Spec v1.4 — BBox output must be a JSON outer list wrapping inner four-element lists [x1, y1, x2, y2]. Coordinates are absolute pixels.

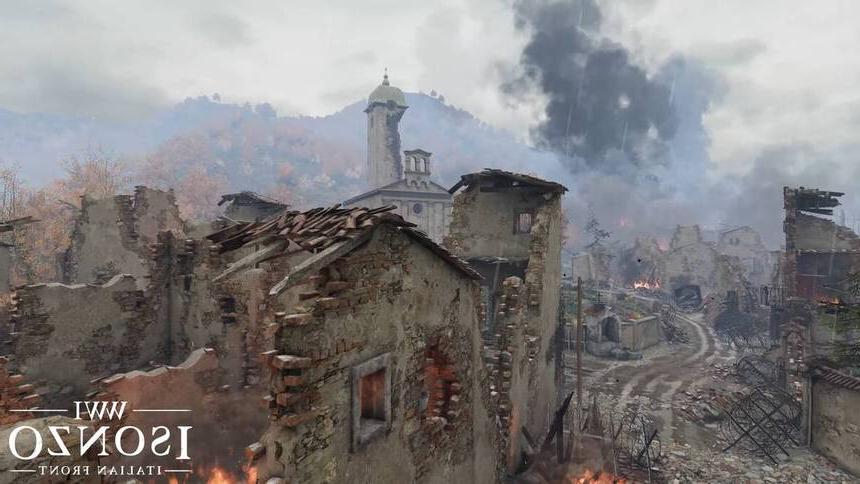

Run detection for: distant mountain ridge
[[0, 93, 559, 207]]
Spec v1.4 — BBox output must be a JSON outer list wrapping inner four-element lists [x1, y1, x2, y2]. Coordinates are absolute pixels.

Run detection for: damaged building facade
[[210, 170, 567, 483], [779, 186, 860, 475], [576, 223, 775, 313], [444, 169, 567, 472], [1, 186, 270, 476], [0, 168, 568, 482]]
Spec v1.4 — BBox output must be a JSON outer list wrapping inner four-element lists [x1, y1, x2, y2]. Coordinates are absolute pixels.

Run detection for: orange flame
[[818, 296, 842, 305], [161, 463, 256, 484], [567, 468, 627, 483], [633, 280, 660, 290]]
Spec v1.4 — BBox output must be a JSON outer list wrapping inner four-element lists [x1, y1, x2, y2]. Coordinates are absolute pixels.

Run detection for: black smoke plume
[[505, 0, 677, 172]]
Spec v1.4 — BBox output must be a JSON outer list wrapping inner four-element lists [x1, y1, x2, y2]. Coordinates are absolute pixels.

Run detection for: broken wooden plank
[[268, 231, 371, 296], [213, 240, 287, 282]]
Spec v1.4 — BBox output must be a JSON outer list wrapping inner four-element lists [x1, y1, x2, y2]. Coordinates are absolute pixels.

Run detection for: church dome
[[368, 72, 407, 107]]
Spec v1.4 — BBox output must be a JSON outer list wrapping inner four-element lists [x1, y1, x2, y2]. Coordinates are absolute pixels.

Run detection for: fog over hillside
[[0, 91, 559, 202]]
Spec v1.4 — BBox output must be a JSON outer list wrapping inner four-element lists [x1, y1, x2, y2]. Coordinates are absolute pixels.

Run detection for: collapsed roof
[[449, 169, 568, 194], [207, 204, 481, 295], [789, 187, 844, 216], [218, 191, 288, 208]]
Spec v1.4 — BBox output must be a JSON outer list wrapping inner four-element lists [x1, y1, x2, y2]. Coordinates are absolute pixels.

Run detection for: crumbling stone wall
[[92, 348, 266, 476], [63, 187, 185, 285], [445, 189, 544, 259], [0, 245, 11, 293], [795, 213, 860, 251], [250, 226, 497, 484], [716, 226, 774, 287], [8, 275, 167, 406], [0, 416, 99, 480], [0, 356, 40, 425], [519, 195, 563, 437], [446, 176, 565, 475], [811, 379, 860, 475], [658, 225, 749, 301]]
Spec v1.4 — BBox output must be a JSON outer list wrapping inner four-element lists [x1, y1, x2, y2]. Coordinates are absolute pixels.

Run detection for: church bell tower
[[365, 71, 408, 189]]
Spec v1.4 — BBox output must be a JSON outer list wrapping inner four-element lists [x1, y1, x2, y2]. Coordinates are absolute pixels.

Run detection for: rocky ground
[[563, 312, 859, 483]]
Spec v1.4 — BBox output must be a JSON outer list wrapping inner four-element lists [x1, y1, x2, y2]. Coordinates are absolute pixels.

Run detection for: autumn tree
[[0, 150, 131, 285], [0, 163, 23, 220], [175, 164, 228, 222], [57, 148, 131, 201]]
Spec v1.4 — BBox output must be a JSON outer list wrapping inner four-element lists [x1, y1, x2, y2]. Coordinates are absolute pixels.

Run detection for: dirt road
[[567, 311, 737, 446]]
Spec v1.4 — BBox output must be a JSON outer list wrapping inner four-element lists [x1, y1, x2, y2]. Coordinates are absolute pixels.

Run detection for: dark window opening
[[601, 317, 620, 343], [351, 353, 391, 450], [220, 297, 237, 324], [360, 369, 386, 422], [413, 203, 423, 214], [515, 211, 533, 234]]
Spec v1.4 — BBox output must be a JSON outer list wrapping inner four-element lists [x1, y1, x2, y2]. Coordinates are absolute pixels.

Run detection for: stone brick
[[273, 355, 312, 370]]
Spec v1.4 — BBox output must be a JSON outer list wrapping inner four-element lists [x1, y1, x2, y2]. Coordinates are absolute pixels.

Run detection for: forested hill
[[0, 92, 557, 208]]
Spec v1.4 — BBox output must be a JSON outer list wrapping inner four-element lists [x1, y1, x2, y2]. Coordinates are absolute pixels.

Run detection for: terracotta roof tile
[[207, 204, 481, 280], [449, 168, 568, 194]]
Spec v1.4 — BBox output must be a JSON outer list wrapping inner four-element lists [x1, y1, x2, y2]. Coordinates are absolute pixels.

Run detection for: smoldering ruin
[[1, 73, 860, 484]]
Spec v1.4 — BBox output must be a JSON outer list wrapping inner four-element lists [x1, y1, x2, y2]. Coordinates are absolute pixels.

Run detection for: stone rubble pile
[[661, 442, 857, 484]]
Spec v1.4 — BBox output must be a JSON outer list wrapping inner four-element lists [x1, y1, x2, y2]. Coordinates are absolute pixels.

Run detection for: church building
[[342, 73, 453, 242]]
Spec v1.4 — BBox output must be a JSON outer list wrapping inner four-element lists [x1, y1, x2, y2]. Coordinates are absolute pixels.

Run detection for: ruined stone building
[[779, 186, 860, 475], [343, 73, 453, 242], [580, 293, 662, 359], [579, 224, 761, 312], [0, 216, 36, 292], [445, 169, 567, 472], [716, 226, 772, 287], [1, 166, 568, 482], [207, 205, 505, 483], [2, 187, 269, 474], [204, 169, 568, 482], [783, 187, 860, 300], [62, 186, 186, 285], [219, 191, 289, 222]]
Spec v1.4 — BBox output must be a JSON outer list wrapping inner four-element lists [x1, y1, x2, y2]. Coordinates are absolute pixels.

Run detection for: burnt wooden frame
[[513, 208, 535, 235], [351, 352, 392, 451]]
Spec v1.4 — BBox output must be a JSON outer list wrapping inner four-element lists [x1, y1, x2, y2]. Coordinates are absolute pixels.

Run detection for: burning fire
[[633, 280, 660, 290], [818, 296, 842, 305], [164, 463, 257, 484], [567, 469, 627, 484]]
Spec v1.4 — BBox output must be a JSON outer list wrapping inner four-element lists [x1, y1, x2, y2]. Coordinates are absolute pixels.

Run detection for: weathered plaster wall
[[795, 213, 860, 251], [446, 188, 544, 259], [9, 275, 168, 407], [659, 226, 748, 300], [250, 226, 497, 484], [619, 316, 661, 351], [454, 190, 565, 475], [0, 245, 11, 293], [345, 193, 452, 243], [670, 225, 703, 249], [716, 227, 773, 287], [93, 348, 266, 475], [63, 187, 185, 286], [811, 380, 860, 475], [519, 195, 564, 443]]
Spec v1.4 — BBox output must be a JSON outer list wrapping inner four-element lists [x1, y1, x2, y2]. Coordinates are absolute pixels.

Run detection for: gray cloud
[[192, 12, 253, 48], [14, 63, 170, 120]]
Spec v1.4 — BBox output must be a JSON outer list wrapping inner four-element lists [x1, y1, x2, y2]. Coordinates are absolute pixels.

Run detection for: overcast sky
[[1, 0, 858, 181]]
